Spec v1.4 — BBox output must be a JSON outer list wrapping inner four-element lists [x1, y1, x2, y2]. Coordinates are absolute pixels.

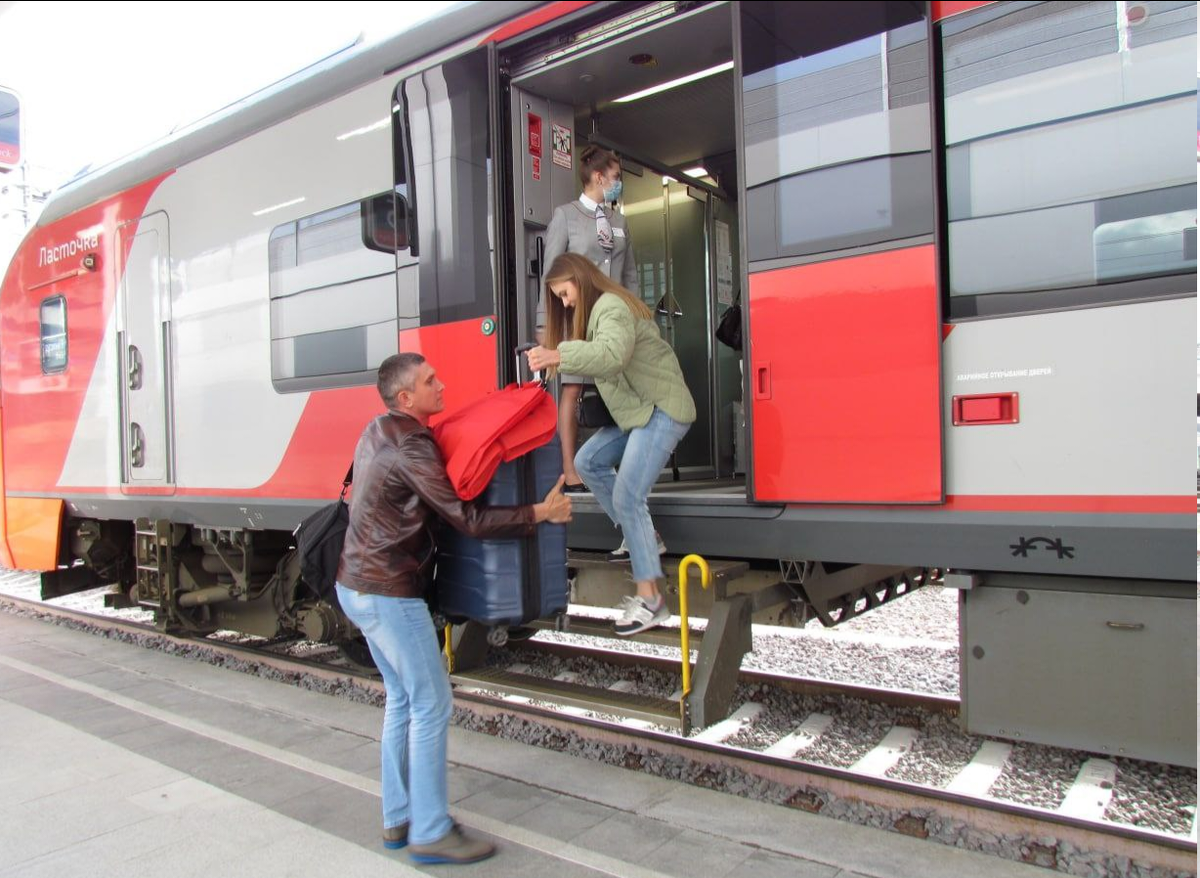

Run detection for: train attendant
[[526, 253, 696, 636], [335, 353, 572, 864], [539, 145, 638, 495]]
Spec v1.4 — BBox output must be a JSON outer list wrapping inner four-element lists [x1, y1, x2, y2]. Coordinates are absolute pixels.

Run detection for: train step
[[450, 666, 682, 729], [567, 550, 749, 581], [566, 551, 751, 605], [525, 613, 705, 648]]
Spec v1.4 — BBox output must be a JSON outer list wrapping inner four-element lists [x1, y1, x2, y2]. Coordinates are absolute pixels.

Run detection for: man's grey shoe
[[383, 822, 408, 850], [409, 824, 496, 865]]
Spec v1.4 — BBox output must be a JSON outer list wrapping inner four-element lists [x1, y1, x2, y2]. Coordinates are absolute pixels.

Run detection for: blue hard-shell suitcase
[[434, 430, 569, 626]]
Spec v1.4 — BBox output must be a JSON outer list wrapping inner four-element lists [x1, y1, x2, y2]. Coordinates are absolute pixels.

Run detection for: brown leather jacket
[[336, 412, 536, 598]]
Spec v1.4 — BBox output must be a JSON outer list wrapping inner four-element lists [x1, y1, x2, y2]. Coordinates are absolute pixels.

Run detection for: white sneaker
[[607, 532, 667, 562], [613, 595, 670, 636]]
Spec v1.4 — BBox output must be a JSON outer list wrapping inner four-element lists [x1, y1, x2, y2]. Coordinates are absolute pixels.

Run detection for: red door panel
[[251, 318, 499, 500], [749, 245, 942, 504]]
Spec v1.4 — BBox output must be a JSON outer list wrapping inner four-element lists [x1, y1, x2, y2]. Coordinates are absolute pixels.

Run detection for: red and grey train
[[0, 0, 1194, 764]]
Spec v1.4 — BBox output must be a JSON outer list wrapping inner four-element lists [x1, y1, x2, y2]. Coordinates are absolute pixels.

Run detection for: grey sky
[[0, 1, 459, 183]]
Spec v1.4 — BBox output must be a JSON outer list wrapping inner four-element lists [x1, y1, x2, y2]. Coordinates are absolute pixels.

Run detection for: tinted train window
[[268, 192, 416, 391], [740, 1, 932, 262], [39, 296, 67, 374], [942, 1, 1197, 316]]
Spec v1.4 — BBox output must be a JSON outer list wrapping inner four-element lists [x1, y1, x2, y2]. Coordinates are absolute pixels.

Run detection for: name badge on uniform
[[612, 228, 626, 238]]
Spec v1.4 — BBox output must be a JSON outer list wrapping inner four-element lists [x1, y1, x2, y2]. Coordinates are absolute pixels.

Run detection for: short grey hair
[[377, 353, 426, 404]]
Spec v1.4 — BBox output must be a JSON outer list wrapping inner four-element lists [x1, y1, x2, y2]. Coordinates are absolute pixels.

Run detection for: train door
[[116, 211, 174, 490], [505, 2, 740, 485], [391, 45, 508, 402], [736, 2, 944, 504]]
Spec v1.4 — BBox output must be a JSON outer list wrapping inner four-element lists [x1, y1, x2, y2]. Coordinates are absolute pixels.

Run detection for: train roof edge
[[37, 0, 549, 227]]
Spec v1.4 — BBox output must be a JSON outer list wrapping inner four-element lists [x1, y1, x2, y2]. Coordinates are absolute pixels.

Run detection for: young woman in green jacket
[[525, 253, 697, 636]]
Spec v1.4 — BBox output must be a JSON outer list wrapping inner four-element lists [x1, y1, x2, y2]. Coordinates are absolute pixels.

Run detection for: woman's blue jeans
[[334, 584, 453, 845], [574, 407, 691, 582]]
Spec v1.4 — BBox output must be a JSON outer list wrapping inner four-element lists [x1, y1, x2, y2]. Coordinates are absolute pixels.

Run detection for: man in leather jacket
[[336, 352, 571, 865]]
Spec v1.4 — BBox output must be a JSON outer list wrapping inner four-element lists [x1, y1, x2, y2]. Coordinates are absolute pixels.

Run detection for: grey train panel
[[518, 91, 552, 227], [45, 492, 1194, 583], [960, 578, 1196, 767], [570, 501, 1194, 583]]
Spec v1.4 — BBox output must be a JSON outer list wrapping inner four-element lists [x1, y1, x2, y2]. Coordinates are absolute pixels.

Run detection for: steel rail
[[515, 637, 960, 715]]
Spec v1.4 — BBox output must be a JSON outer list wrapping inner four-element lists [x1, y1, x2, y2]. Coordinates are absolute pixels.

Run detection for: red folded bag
[[433, 383, 558, 501]]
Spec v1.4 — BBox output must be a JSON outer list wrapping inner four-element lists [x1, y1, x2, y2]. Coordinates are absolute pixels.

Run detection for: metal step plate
[[451, 667, 682, 728], [527, 614, 704, 648], [567, 551, 750, 584]]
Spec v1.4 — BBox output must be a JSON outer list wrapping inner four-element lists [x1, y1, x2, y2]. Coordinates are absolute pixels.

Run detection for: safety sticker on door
[[552, 123, 572, 169], [529, 113, 543, 181], [528, 114, 542, 156]]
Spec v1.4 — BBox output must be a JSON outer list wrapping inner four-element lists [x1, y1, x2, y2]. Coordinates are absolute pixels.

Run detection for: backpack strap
[[340, 462, 354, 500]]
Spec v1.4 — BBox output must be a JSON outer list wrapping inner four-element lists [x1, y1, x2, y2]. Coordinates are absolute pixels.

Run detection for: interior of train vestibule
[[506, 2, 744, 489]]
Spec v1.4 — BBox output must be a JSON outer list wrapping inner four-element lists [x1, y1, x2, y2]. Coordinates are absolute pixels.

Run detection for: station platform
[[0, 611, 1049, 878]]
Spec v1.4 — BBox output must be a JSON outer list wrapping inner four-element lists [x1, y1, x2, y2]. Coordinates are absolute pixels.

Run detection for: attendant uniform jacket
[[557, 293, 696, 432], [537, 199, 638, 328]]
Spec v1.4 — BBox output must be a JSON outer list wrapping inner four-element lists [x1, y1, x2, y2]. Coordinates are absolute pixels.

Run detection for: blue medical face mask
[[602, 178, 623, 203]]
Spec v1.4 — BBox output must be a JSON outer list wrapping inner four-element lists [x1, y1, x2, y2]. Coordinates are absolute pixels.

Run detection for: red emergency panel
[[748, 245, 943, 504]]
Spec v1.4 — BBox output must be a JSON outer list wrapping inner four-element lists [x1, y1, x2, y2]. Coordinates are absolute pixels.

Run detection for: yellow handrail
[[677, 554, 711, 711], [444, 624, 455, 674]]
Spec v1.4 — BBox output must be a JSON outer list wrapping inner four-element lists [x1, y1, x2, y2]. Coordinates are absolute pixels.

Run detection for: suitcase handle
[[515, 343, 546, 388]]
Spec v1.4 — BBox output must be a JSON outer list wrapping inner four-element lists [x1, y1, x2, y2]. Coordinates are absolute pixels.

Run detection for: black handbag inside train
[[715, 301, 742, 351], [577, 387, 616, 428]]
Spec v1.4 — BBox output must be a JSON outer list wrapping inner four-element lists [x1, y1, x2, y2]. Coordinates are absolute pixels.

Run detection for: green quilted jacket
[[557, 293, 696, 431]]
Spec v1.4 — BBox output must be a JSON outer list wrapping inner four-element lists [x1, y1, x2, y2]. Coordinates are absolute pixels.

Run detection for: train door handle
[[127, 344, 143, 390], [129, 422, 145, 469], [530, 235, 545, 278], [753, 363, 772, 400]]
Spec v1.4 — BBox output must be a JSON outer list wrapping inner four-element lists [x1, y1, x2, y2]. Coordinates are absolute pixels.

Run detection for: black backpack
[[294, 464, 353, 605]]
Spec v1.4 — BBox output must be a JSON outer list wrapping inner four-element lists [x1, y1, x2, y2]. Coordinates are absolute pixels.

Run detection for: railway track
[[0, 581, 1194, 877]]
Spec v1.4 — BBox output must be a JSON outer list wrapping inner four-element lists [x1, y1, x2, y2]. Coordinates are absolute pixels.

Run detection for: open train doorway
[[504, 2, 744, 495]]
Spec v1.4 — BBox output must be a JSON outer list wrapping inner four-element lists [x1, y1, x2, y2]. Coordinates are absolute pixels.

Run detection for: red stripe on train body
[[0, 174, 171, 492]]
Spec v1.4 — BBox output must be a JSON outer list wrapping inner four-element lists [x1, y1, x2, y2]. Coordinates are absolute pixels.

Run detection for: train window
[[39, 296, 67, 374], [268, 192, 404, 391], [942, 0, 1198, 318], [739, 2, 932, 263]]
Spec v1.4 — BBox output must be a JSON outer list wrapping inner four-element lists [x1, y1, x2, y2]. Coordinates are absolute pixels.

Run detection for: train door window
[[942, 0, 1198, 318], [740, 1, 932, 264], [39, 295, 67, 374], [268, 192, 403, 392], [395, 48, 495, 325]]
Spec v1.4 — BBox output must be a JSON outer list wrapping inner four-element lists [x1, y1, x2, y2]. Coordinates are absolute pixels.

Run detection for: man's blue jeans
[[334, 584, 453, 845], [574, 407, 691, 582]]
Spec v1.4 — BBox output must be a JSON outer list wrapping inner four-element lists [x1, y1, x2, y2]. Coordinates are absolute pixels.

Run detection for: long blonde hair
[[542, 253, 652, 356]]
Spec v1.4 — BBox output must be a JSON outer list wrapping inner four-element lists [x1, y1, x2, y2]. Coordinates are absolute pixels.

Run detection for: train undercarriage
[[41, 506, 1195, 767]]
